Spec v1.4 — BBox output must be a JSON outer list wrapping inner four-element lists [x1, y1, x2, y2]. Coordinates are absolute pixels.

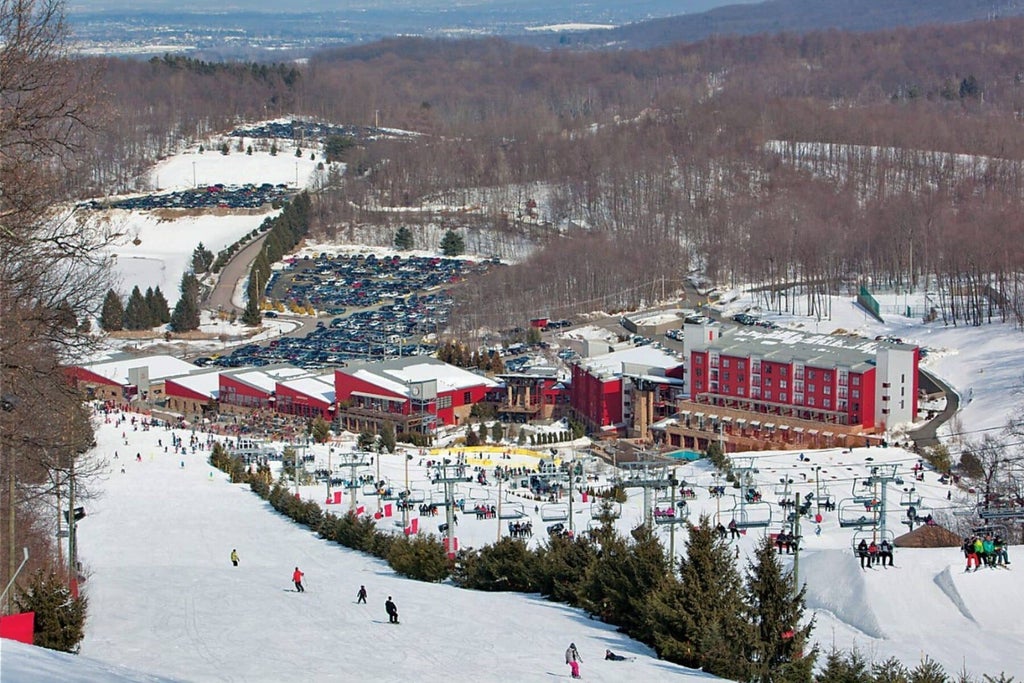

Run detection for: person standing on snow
[[565, 642, 582, 678], [230, 549, 239, 567], [385, 596, 399, 623], [357, 585, 367, 604], [292, 567, 305, 592]]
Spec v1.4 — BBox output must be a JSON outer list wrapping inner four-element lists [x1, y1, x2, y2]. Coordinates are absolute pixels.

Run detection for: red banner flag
[[356, 505, 365, 516], [384, 504, 393, 518], [0, 612, 35, 645], [333, 491, 343, 505], [410, 518, 419, 534]]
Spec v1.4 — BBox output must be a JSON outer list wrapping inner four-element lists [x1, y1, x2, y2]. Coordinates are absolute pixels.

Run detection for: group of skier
[[963, 533, 1011, 571], [856, 538, 895, 569]]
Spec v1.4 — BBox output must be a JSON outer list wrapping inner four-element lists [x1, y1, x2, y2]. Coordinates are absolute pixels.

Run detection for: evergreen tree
[[15, 569, 87, 653], [323, 134, 356, 163], [169, 273, 201, 332], [454, 537, 536, 591], [270, 142, 278, 156], [380, 421, 396, 453], [310, 417, 331, 444], [578, 524, 667, 641], [465, 425, 480, 447], [191, 242, 215, 273], [814, 648, 874, 683], [533, 531, 597, 605], [477, 422, 488, 444], [124, 285, 152, 330], [151, 286, 171, 324], [490, 421, 504, 443], [647, 514, 750, 678], [394, 226, 414, 250], [99, 289, 124, 331], [907, 656, 948, 683], [745, 536, 817, 683], [440, 229, 465, 256]]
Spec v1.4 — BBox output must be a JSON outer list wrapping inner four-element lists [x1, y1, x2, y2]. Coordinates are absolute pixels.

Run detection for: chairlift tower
[[337, 451, 372, 513], [863, 464, 899, 540], [615, 460, 675, 529], [431, 460, 472, 554], [732, 458, 759, 528]]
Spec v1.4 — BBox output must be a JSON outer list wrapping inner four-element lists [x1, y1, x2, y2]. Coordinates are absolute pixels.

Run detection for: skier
[[357, 585, 367, 604], [385, 596, 399, 623], [230, 549, 239, 567], [292, 566, 305, 592], [565, 642, 582, 678]]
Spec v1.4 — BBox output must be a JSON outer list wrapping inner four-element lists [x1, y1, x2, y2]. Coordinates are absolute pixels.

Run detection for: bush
[[387, 535, 452, 582], [454, 537, 536, 592], [15, 569, 87, 653]]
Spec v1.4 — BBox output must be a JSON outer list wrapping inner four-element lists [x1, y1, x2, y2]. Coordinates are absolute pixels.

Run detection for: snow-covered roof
[[165, 369, 221, 399], [711, 326, 909, 370], [226, 366, 310, 393], [78, 354, 198, 385], [581, 345, 682, 381], [279, 376, 335, 403]]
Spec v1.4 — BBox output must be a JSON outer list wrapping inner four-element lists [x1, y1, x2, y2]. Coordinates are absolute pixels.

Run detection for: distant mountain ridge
[[517, 0, 1024, 50]]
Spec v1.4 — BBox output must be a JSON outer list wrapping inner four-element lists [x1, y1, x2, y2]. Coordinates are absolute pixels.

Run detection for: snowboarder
[[292, 567, 305, 592], [565, 642, 582, 678], [605, 649, 627, 661], [230, 549, 239, 567], [385, 596, 399, 623], [357, 585, 367, 604]]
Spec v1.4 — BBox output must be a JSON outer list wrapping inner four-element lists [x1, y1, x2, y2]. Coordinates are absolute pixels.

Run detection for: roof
[[225, 367, 310, 393], [705, 326, 916, 372], [279, 376, 335, 403], [581, 345, 682, 381], [78, 354, 199, 385], [345, 356, 499, 397], [165, 369, 221, 399]]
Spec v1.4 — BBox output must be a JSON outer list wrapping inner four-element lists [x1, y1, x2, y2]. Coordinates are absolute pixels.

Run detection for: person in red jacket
[[292, 567, 305, 592]]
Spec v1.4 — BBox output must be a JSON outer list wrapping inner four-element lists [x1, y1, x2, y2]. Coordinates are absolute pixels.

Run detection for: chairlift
[[404, 489, 426, 504], [498, 502, 526, 520], [838, 498, 878, 528], [360, 482, 379, 496], [851, 528, 895, 555], [726, 501, 773, 529], [850, 478, 874, 505], [653, 501, 689, 525], [774, 478, 794, 497], [972, 523, 1007, 538], [540, 502, 569, 522], [899, 488, 922, 507]]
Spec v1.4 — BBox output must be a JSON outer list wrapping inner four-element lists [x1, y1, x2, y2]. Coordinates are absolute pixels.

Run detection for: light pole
[[192, 161, 196, 187], [814, 466, 821, 517]]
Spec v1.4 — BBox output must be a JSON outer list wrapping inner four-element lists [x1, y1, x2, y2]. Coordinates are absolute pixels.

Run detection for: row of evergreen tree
[[241, 192, 312, 325], [100, 286, 171, 331], [208, 447, 1012, 682]]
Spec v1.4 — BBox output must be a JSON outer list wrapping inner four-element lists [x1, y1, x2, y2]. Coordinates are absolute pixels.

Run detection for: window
[[463, 391, 472, 404], [824, 399, 831, 409], [765, 378, 773, 387], [437, 395, 452, 409], [738, 361, 745, 370], [851, 390, 860, 399], [852, 376, 860, 386], [808, 370, 815, 380], [738, 387, 745, 396], [780, 366, 788, 376], [808, 396, 816, 406], [723, 359, 731, 368], [807, 384, 815, 394], [780, 392, 788, 402], [723, 372, 730, 381], [824, 385, 831, 395], [695, 355, 703, 364], [779, 380, 788, 389], [764, 391, 773, 401]]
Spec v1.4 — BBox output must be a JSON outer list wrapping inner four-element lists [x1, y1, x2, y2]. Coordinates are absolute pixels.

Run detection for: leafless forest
[[74, 19, 1024, 331]]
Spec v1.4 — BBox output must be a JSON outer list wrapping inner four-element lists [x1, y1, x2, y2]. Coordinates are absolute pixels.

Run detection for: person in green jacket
[[982, 535, 996, 567]]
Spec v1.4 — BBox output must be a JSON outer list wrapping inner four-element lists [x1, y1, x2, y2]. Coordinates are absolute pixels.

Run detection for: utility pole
[[567, 457, 575, 537], [792, 492, 801, 587], [814, 466, 821, 517], [68, 455, 77, 587], [496, 473, 503, 542], [669, 470, 678, 574]]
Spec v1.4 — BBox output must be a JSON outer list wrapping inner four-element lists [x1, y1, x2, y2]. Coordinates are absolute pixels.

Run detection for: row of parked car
[[267, 253, 496, 313], [79, 183, 293, 211], [212, 291, 456, 369], [229, 120, 413, 144], [731, 312, 779, 329]]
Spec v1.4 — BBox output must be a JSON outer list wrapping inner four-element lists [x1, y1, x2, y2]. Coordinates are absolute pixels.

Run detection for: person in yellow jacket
[[230, 549, 239, 567]]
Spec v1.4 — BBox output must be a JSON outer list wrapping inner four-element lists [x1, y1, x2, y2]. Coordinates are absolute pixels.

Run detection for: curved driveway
[[205, 233, 269, 314]]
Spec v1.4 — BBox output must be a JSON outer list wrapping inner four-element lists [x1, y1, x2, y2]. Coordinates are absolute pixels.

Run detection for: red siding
[[164, 378, 212, 403]]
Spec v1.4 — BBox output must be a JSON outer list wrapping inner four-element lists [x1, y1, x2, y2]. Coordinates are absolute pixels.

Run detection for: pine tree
[[745, 536, 817, 683], [151, 286, 171, 324], [99, 289, 124, 331], [647, 514, 750, 678], [815, 648, 874, 683], [124, 285, 151, 330], [454, 537, 535, 591], [394, 226, 414, 250], [311, 417, 331, 443], [14, 569, 87, 653], [191, 243, 214, 273], [490, 422, 503, 443], [380, 421, 396, 453], [169, 273, 201, 332], [533, 531, 597, 605], [440, 229, 465, 256], [577, 524, 667, 641]]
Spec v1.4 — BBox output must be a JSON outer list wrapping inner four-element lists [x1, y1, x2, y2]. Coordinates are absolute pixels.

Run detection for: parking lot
[[80, 183, 294, 211], [211, 253, 501, 369]]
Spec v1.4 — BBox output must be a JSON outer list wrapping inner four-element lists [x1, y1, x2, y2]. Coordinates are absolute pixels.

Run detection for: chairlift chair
[[360, 482, 379, 495], [498, 502, 526, 520], [540, 502, 569, 522], [851, 528, 895, 555], [653, 501, 689, 525], [899, 488, 922, 507], [838, 498, 878, 528], [728, 501, 773, 529]]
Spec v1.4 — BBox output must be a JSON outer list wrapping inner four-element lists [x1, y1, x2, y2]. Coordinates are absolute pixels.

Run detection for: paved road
[[205, 233, 269, 314], [908, 367, 960, 450]]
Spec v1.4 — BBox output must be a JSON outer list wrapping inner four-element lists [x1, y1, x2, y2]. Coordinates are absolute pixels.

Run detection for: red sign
[[0, 612, 35, 645]]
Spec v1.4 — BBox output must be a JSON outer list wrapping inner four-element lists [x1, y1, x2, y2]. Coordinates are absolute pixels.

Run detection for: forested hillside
[[75, 17, 1024, 332]]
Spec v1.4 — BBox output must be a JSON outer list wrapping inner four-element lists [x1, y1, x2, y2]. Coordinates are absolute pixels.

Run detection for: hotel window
[[779, 380, 787, 389], [723, 359, 730, 368], [851, 390, 860, 399], [824, 385, 831, 395], [463, 391, 472, 404]]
